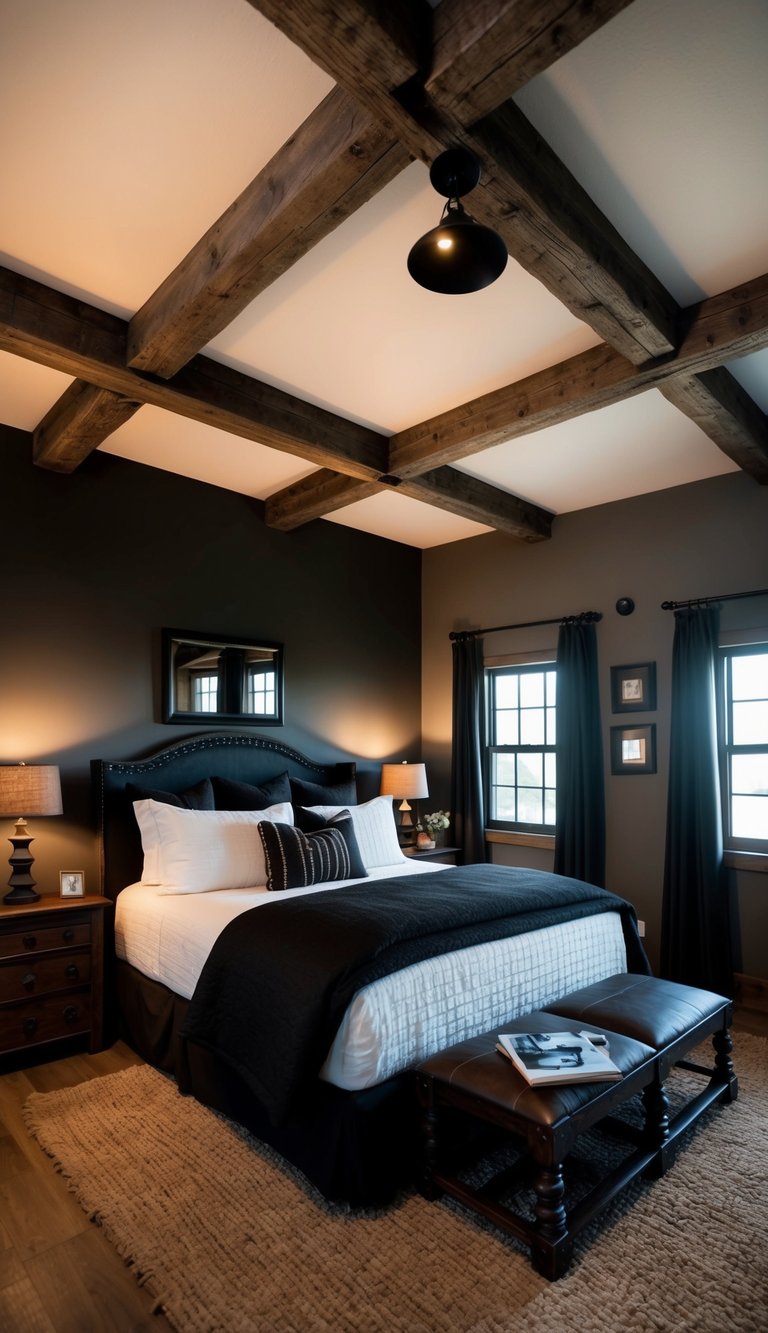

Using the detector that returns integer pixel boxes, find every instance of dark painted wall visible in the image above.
[422,471,768,980]
[0,426,421,896]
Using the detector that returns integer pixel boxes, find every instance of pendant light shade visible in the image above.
[408,148,508,295]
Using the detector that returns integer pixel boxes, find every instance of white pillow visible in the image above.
[304,795,407,870]
[132,800,293,892]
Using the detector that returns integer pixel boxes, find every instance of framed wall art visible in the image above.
[60,871,85,898]
[610,662,656,713]
[610,724,657,776]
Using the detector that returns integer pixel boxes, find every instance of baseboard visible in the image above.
[734,973,768,1013]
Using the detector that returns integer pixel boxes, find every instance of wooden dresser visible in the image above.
[0,895,111,1064]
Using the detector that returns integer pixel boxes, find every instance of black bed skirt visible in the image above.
[115,959,419,1205]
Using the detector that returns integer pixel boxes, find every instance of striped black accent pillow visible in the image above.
[258,812,367,892]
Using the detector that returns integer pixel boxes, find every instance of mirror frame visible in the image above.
[162,628,284,727]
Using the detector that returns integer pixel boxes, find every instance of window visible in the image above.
[486,663,557,832]
[192,672,218,713]
[719,644,768,851]
[246,667,276,717]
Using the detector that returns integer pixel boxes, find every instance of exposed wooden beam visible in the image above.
[399,467,553,541]
[264,464,552,542]
[427,0,636,125]
[661,368,768,482]
[250,0,678,364]
[33,382,142,473]
[0,267,388,479]
[390,272,768,478]
[127,88,408,378]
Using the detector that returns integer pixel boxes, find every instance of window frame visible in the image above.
[718,640,768,854]
[485,657,557,835]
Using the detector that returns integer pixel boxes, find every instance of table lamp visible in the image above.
[380,761,429,844]
[0,763,63,905]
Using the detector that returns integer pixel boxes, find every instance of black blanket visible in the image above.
[180,864,649,1125]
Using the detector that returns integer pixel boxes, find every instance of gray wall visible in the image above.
[1,426,421,897]
[422,471,768,979]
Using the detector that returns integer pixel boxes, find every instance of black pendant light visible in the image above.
[408,147,508,295]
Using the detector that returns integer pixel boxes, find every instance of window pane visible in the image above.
[493,753,515,784]
[495,674,518,708]
[520,672,545,707]
[546,706,556,744]
[517,753,543,787]
[493,786,516,821]
[520,708,545,744]
[546,672,557,706]
[732,700,768,745]
[732,794,768,839]
[518,787,543,825]
[544,789,557,825]
[731,753,768,796]
[496,712,519,745]
[731,653,768,701]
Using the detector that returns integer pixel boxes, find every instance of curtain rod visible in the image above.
[661,587,768,610]
[449,611,601,641]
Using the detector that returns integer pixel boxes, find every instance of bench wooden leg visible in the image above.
[712,1026,738,1102]
[531,1163,572,1280]
[642,1076,672,1178]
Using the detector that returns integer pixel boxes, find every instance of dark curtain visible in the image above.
[553,619,605,887]
[450,635,487,864]
[661,606,732,995]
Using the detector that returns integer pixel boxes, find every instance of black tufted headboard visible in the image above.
[91,732,357,900]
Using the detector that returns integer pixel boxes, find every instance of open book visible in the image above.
[496,1030,622,1086]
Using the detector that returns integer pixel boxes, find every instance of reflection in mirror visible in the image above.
[163,629,283,726]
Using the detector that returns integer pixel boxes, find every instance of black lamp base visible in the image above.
[3,883,41,905]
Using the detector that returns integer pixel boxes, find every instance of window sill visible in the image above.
[724,850,768,874]
[486,829,555,851]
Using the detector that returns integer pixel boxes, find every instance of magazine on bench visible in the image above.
[496,1030,622,1085]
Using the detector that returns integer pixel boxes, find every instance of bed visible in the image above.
[93,732,649,1205]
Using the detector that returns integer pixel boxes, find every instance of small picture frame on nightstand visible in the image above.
[60,871,85,898]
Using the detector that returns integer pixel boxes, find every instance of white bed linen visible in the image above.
[115,870,627,1091]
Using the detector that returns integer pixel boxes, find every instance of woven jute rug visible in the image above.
[24,1034,768,1333]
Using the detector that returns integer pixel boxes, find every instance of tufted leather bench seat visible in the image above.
[543,972,737,1173]
[416,978,738,1280]
[416,1011,659,1280]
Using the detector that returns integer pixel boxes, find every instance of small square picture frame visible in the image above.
[60,871,85,898]
[610,662,656,713]
[610,724,657,776]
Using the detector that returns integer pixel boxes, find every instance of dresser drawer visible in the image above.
[0,990,92,1051]
[0,951,92,1003]
[0,919,91,960]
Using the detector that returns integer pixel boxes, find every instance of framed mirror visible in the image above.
[163,629,284,726]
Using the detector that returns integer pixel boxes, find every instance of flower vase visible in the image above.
[416,831,435,850]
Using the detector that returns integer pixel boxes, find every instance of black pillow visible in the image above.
[258,812,367,892]
[289,771,357,806]
[126,777,214,810]
[211,772,291,810]
[294,805,333,833]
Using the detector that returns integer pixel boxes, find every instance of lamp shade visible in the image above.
[0,764,63,817]
[379,762,429,801]
[407,200,508,295]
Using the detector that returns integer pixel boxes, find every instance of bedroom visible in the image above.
[1,0,768,1328]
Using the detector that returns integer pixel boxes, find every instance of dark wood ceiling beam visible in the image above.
[427,0,636,125]
[399,467,553,541]
[389,271,768,477]
[661,368,768,482]
[127,88,408,378]
[33,382,142,473]
[0,267,388,479]
[264,464,553,541]
[250,0,677,364]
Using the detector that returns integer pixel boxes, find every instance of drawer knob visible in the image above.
[22,935,37,950]
[63,1005,79,1024]
[65,963,80,980]
[22,972,37,992]
[23,1016,38,1037]
[62,928,75,943]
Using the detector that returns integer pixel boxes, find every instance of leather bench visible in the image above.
[416,1011,658,1280]
[416,977,738,1280]
[543,973,737,1174]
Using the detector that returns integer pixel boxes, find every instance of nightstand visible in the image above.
[0,895,111,1065]
[403,845,460,865]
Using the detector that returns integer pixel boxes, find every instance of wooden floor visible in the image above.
[1,1009,766,1332]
